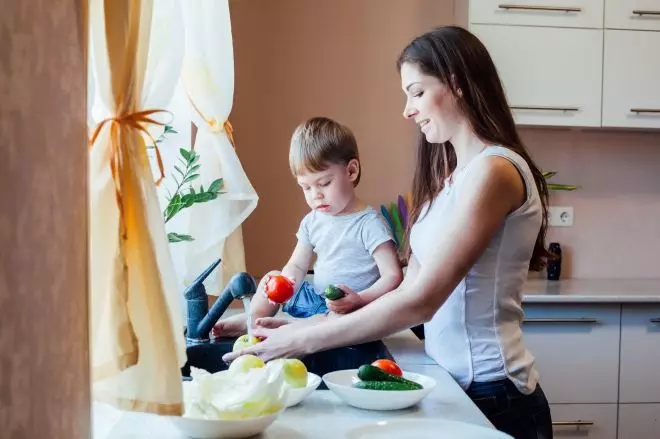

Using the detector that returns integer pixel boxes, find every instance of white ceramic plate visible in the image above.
[322,369,436,411]
[168,410,282,439]
[346,419,513,439]
[285,372,321,407]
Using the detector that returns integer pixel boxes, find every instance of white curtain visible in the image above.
[173,0,258,295]
[88,0,187,415]
[88,0,258,417]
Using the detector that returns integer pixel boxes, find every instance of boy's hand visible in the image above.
[255,317,290,329]
[261,273,296,305]
[326,285,363,314]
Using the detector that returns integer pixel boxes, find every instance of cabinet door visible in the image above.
[619,304,660,403]
[550,404,618,439]
[606,0,660,31]
[602,30,660,129]
[618,404,660,439]
[469,0,604,28]
[470,24,603,127]
[521,304,620,404]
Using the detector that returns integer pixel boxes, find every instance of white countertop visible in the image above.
[93,329,495,438]
[522,278,660,303]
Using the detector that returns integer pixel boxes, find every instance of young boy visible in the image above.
[212,117,402,337]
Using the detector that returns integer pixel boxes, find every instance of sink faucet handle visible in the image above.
[227,272,257,300]
[183,258,222,300]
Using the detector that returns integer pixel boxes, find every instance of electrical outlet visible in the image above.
[548,206,573,227]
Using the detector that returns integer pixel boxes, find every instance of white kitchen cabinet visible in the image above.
[617,404,660,439]
[606,0,660,31]
[602,30,660,129]
[618,304,660,403]
[550,404,618,439]
[470,24,604,127]
[469,0,604,29]
[521,304,620,404]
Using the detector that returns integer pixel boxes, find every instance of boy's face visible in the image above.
[296,160,359,215]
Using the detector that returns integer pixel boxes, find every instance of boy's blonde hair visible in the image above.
[289,117,361,186]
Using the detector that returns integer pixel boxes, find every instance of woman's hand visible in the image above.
[222,322,308,363]
[326,285,363,314]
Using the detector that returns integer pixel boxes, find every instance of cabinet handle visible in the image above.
[523,318,599,324]
[633,10,660,17]
[511,105,579,112]
[650,318,660,324]
[631,108,660,115]
[553,420,594,427]
[498,4,582,13]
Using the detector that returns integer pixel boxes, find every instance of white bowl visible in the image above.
[322,369,436,411]
[168,410,282,439]
[285,372,321,407]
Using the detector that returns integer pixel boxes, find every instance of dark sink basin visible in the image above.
[181,337,395,389]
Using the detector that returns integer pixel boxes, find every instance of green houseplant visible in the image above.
[152,125,224,243]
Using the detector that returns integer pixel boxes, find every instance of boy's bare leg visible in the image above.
[212,271,281,337]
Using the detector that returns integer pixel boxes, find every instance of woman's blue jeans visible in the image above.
[466,378,553,439]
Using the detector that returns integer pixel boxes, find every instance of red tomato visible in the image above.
[264,275,294,304]
[372,359,403,376]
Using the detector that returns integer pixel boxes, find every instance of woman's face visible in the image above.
[400,62,462,144]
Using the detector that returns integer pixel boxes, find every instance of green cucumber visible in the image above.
[357,365,423,389]
[324,285,345,301]
[352,380,420,391]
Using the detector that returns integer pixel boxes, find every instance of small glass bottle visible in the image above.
[547,242,562,281]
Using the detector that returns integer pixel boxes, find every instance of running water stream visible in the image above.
[242,296,253,337]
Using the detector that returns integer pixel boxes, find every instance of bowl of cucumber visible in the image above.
[322,362,436,411]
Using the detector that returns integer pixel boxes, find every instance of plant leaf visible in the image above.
[179,148,191,161]
[183,174,200,184]
[190,164,201,173]
[542,171,558,179]
[174,165,185,177]
[164,194,186,222]
[191,154,200,165]
[548,183,579,191]
[208,178,223,194]
[181,193,196,207]
[194,192,216,203]
[168,232,194,243]
[164,125,178,134]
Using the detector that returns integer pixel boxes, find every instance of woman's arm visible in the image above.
[224,156,525,362]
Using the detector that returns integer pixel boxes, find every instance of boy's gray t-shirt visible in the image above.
[296,207,394,295]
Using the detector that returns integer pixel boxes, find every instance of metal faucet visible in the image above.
[183,258,257,345]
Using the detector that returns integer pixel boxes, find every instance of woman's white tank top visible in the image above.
[409,146,542,394]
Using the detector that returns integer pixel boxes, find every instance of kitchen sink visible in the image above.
[181,336,395,389]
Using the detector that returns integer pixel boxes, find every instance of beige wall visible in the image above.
[522,127,660,279]
[230,1,660,280]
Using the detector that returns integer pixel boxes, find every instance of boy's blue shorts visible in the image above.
[282,281,329,318]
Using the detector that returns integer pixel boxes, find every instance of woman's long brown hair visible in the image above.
[397,26,550,271]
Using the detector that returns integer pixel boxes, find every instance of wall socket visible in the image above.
[548,206,573,227]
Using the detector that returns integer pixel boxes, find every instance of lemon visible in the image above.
[270,358,308,388]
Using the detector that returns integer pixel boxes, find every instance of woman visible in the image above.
[224,26,553,439]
